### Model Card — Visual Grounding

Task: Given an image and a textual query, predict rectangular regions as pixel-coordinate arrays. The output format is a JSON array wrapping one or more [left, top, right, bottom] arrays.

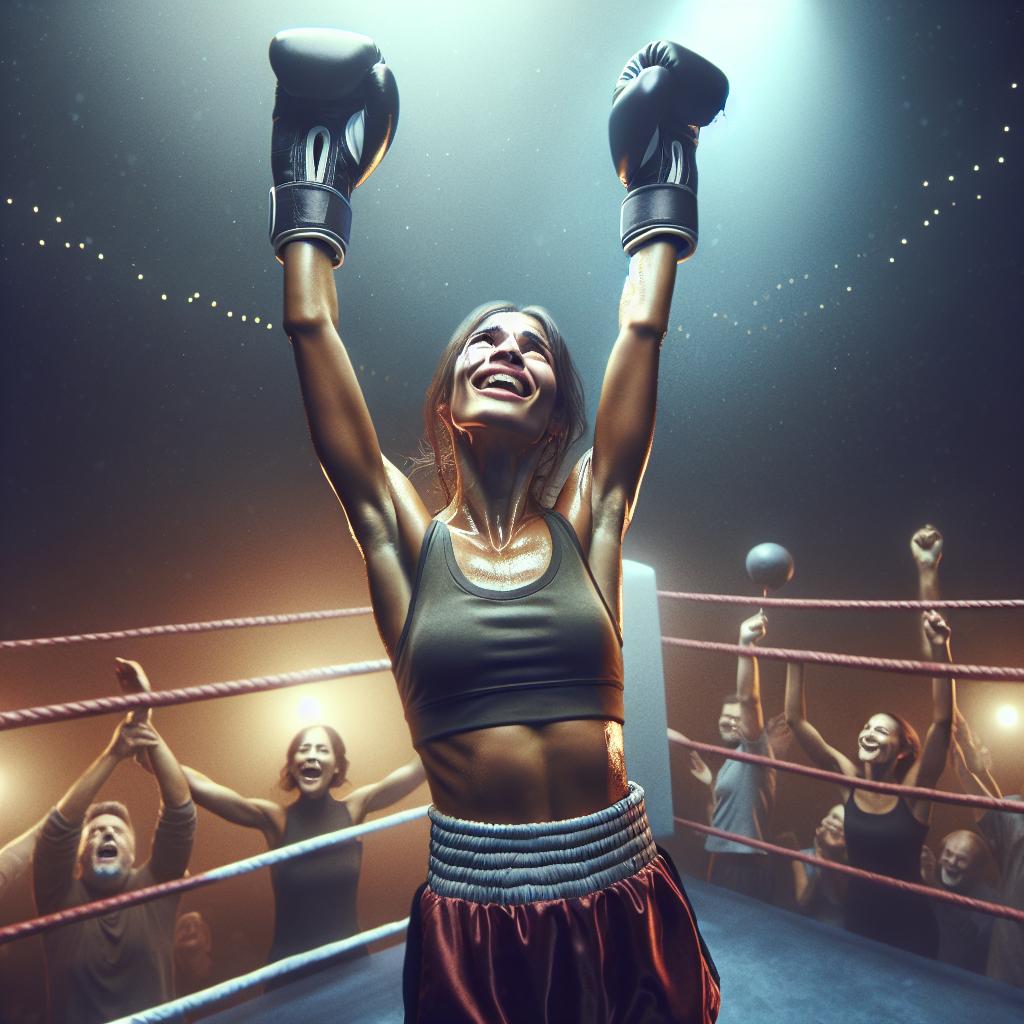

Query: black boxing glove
[[269, 28, 399, 267], [609, 41, 728, 261]]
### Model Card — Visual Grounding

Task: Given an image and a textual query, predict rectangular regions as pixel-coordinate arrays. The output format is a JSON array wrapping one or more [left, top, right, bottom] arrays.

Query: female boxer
[[783, 528, 954, 958], [267, 28, 727, 1022], [183, 727, 423, 973]]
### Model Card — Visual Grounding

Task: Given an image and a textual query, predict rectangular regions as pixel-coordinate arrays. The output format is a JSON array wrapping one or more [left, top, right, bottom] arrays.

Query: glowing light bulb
[[161, 293, 167, 301], [922, 180, 929, 187], [973, 164, 980, 171], [947, 175, 954, 182], [55, 216, 62, 223], [137, 273, 144, 281], [901, 238, 908, 245], [210, 300, 217, 308], [996, 705, 1019, 729], [997, 157, 1005, 164]]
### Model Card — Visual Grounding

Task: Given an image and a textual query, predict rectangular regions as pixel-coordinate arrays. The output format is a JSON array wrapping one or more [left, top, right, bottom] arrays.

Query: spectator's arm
[[0, 816, 46, 900], [347, 754, 426, 825], [907, 612, 954, 792], [784, 663, 857, 780], [736, 613, 767, 742]]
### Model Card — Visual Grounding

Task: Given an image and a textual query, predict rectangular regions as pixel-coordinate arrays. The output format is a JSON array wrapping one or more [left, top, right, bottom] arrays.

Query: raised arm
[[0, 817, 46, 900], [911, 524, 943, 611], [784, 663, 857, 780], [56, 718, 154, 825], [736, 613, 767, 742], [267, 31, 423, 646], [950, 740, 999, 822], [346, 754, 426, 825], [571, 41, 727, 607], [183, 766, 284, 846], [953, 709, 1002, 801], [904, 612, 954, 797]]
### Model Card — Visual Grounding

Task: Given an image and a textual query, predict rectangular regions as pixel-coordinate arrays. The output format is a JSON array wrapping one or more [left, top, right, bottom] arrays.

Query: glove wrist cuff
[[620, 183, 697, 262], [270, 181, 352, 267]]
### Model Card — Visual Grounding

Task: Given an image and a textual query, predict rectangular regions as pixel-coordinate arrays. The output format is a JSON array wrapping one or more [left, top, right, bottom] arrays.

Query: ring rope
[[672, 736, 1023, 814], [675, 818, 1024, 924], [0, 606, 374, 651], [662, 636, 1024, 681], [0, 804, 428, 945], [109, 916, 410, 1023], [0, 657, 392, 733], [658, 591, 1024, 611]]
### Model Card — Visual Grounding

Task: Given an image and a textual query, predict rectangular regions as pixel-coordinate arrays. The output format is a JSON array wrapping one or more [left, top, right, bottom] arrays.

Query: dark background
[[2, 0, 1022, 1013]]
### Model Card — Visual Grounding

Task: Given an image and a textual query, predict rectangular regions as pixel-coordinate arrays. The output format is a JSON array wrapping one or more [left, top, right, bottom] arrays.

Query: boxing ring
[[3, 565, 1024, 1023]]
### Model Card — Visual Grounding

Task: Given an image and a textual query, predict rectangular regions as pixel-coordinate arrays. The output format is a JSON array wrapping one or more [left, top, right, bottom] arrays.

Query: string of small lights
[[3, 195, 275, 332], [676, 81, 1016, 338], [5, 80, 1015, 343]]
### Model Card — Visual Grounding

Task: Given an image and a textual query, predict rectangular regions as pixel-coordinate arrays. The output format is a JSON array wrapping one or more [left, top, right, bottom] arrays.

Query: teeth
[[481, 373, 524, 396]]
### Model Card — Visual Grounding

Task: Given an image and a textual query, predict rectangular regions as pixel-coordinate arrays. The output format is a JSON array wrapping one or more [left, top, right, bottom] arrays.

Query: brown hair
[[878, 712, 922, 782], [84, 801, 133, 832], [278, 724, 349, 792], [414, 302, 587, 509]]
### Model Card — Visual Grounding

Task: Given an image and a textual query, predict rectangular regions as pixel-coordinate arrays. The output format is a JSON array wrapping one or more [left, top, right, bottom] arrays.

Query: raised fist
[[739, 612, 767, 646], [911, 524, 943, 569], [922, 609, 952, 651]]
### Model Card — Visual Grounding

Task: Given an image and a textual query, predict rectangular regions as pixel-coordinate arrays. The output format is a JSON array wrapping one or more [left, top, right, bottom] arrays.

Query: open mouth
[[858, 738, 882, 760], [299, 762, 324, 782], [97, 842, 119, 862], [471, 369, 532, 399]]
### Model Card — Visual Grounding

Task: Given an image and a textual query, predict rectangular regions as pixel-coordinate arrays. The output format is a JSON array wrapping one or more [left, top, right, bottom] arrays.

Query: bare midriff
[[419, 717, 629, 824]]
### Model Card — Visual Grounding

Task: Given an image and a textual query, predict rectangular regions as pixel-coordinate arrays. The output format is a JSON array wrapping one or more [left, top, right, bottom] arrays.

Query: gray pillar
[[621, 559, 673, 838]]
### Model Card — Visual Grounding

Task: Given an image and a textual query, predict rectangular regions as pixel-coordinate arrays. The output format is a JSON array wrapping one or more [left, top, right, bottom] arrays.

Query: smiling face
[[287, 725, 339, 799], [718, 701, 742, 747], [856, 713, 905, 769], [938, 831, 986, 891], [78, 812, 136, 891], [815, 804, 846, 854], [448, 312, 558, 447]]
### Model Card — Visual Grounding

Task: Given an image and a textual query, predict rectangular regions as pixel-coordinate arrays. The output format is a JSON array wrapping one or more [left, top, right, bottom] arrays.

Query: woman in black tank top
[[783, 527, 956, 958], [181, 725, 424, 971]]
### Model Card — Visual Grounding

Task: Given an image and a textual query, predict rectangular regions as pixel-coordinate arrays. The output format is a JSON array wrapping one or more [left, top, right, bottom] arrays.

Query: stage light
[[995, 705, 1019, 729]]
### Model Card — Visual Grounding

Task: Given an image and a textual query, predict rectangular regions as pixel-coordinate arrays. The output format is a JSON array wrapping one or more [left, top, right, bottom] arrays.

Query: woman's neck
[[446, 434, 547, 550]]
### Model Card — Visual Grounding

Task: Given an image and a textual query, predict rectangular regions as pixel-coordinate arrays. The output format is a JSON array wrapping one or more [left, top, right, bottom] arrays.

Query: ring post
[[622, 559, 673, 838]]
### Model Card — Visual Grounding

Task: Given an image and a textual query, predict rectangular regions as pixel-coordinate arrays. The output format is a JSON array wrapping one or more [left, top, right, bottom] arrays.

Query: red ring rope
[[0, 606, 373, 651], [675, 818, 1024, 924], [0, 658, 391, 732], [661, 636, 1024, 681], [671, 736, 1022, 814], [658, 591, 1024, 611]]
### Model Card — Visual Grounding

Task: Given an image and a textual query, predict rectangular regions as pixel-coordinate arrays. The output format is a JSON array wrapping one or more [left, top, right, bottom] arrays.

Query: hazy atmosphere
[[2, 0, 1022, 1015]]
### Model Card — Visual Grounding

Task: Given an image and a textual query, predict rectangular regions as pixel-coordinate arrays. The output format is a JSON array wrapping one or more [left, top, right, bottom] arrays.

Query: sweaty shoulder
[[554, 449, 594, 552]]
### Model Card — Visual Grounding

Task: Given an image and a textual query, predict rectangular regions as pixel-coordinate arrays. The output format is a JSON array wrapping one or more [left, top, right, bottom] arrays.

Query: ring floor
[[204, 878, 1024, 1023]]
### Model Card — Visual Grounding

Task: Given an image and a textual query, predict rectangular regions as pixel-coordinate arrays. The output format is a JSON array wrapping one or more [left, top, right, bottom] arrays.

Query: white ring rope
[[110, 916, 410, 1023]]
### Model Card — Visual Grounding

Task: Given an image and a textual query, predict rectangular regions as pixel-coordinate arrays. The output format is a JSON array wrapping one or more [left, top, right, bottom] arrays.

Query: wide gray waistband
[[427, 782, 657, 904]]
